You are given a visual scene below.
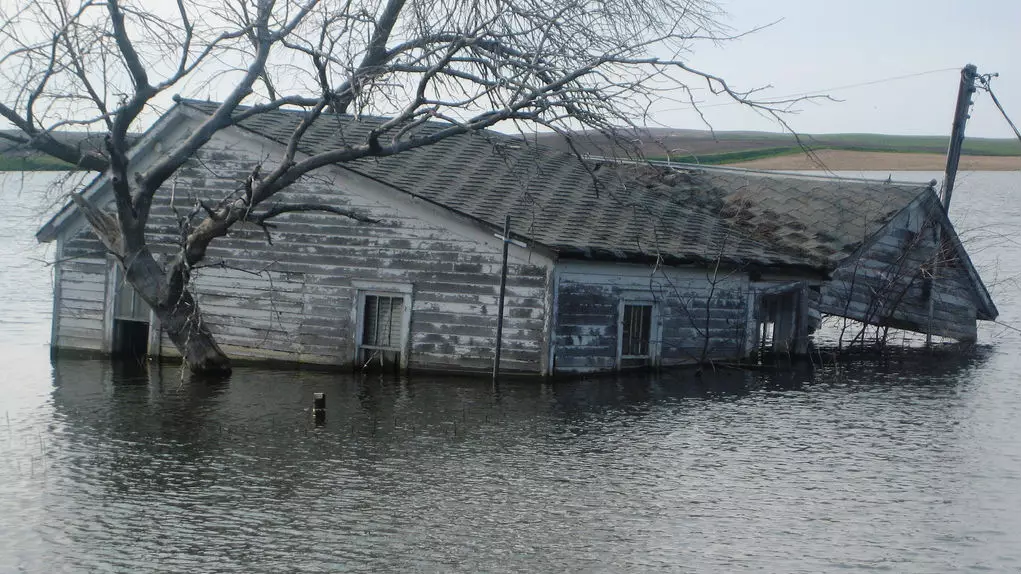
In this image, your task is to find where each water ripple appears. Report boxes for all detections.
[1,172,1020,572]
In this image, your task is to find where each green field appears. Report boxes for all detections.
[531,129,1021,165]
[800,133,1021,156]
[0,155,75,171]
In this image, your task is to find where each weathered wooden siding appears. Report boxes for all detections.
[95,127,555,373]
[820,198,980,341]
[53,225,108,352]
[553,261,750,372]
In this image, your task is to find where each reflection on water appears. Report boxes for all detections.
[2,171,1021,572]
[3,351,1020,572]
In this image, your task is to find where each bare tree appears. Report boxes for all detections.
[0,0,803,373]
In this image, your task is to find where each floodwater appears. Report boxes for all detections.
[1,171,1020,572]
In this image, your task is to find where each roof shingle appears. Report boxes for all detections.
[183,100,929,272]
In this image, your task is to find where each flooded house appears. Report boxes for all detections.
[37,101,997,375]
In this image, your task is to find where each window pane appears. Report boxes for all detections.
[364,295,379,345]
[362,295,404,349]
[113,265,149,322]
[622,304,652,357]
[385,297,403,347]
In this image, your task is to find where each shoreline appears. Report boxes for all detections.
[726,149,1021,171]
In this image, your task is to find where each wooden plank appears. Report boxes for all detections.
[58,325,104,340]
[60,278,106,292]
[56,335,104,350]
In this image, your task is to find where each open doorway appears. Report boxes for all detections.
[109,263,151,362]
[757,290,799,356]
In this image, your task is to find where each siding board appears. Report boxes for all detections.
[52,227,107,353]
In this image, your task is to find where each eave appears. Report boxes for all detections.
[35,103,191,243]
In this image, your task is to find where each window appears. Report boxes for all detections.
[362,295,404,351]
[354,284,412,370]
[113,265,150,322]
[621,303,653,357]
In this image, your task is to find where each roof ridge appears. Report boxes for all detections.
[627,158,938,188]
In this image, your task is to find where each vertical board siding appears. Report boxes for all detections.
[553,262,750,372]
[54,226,107,351]
[820,201,980,341]
[94,137,552,372]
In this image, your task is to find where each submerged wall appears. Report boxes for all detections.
[552,261,751,373]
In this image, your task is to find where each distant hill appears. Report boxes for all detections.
[0,130,107,170]
[2,126,1019,171]
[523,128,1021,165]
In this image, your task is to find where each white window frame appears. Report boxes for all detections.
[616,295,661,368]
[352,280,413,370]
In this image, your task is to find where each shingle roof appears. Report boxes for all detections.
[182,100,930,272]
[656,167,931,266]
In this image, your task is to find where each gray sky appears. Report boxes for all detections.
[3,0,1017,140]
[653,0,1021,138]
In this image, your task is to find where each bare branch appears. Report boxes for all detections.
[249,202,378,224]
[106,0,150,93]
[0,0,833,374]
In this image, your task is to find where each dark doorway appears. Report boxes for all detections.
[112,319,149,361]
[757,289,805,357]
[110,263,152,362]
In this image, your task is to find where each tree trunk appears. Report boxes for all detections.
[157,288,232,375]
[122,247,232,375]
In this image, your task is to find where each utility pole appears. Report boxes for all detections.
[941,64,979,211]
[492,215,524,380]
[929,64,978,347]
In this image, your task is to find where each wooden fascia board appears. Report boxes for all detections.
[555,254,826,281]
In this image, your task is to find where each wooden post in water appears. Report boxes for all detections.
[493,216,512,381]
[929,64,979,346]
[312,392,326,426]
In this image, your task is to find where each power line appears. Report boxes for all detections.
[759,67,961,102]
[659,67,960,112]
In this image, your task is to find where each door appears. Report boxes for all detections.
[108,262,151,361]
